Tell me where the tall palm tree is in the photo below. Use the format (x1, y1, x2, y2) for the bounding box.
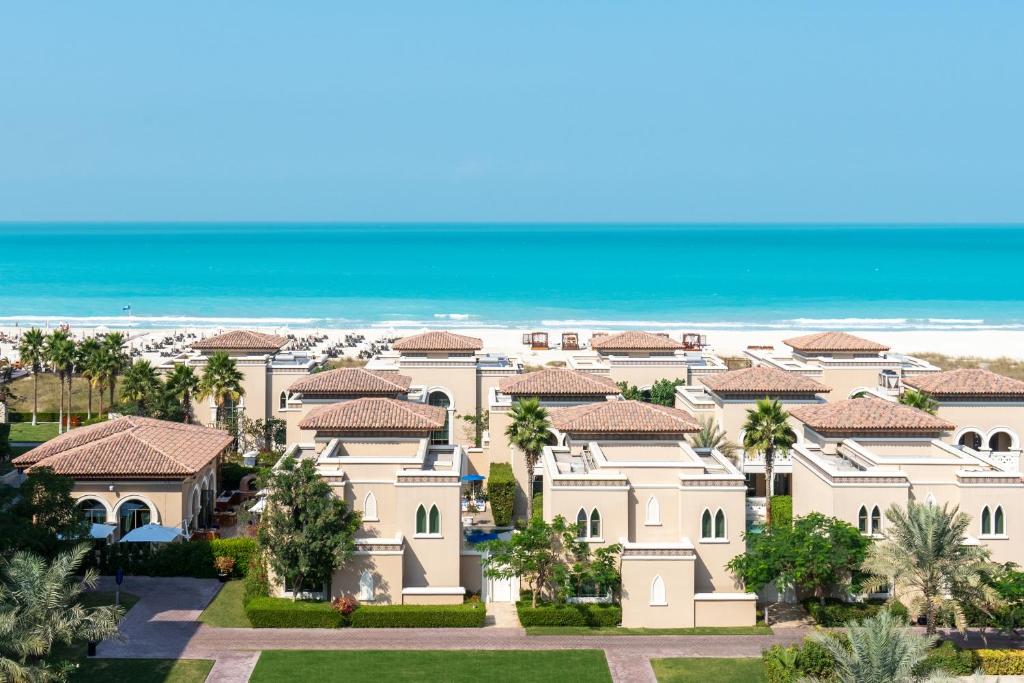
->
(0, 544, 122, 681)
(741, 398, 796, 526)
(689, 417, 740, 462)
(808, 610, 940, 683)
(76, 338, 102, 420)
(862, 501, 1000, 635)
(165, 364, 200, 423)
(899, 388, 939, 415)
(44, 331, 75, 434)
(120, 360, 160, 415)
(504, 397, 552, 522)
(197, 352, 245, 427)
(17, 328, 45, 426)
(101, 332, 129, 408)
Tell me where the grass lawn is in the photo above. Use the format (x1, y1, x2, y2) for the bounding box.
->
(79, 590, 140, 612)
(250, 650, 612, 683)
(652, 657, 765, 683)
(9, 421, 60, 442)
(10, 372, 122, 415)
(525, 625, 772, 636)
(199, 580, 251, 627)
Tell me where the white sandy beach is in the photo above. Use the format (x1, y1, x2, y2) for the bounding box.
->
(2, 324, 1023, 365)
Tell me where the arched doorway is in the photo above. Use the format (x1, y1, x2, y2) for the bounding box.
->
(427, 390, 451, 445)
(958, 430, 983, 450)
(989, 430, 1014, 452)
(117, 499, 152, 535)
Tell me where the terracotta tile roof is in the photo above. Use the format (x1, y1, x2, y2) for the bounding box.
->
(298, 397, 446, 432)
(550, 400, 699, 434)
(700, 366, 831, 395)
(289, 369, 412, 396)
(192, 330, 289, 352)
(590, 331, 684, 352)
(789, 397, 954, 434)
(783, 331, 889, 353)
(392, 331, 483, 352)
(902, 368, 1024, 399)
(500, 369, 620, 397)
(12, 417, 231, 479)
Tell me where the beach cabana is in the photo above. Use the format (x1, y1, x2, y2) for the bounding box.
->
(561, 332, 580, 351)
(529, 332, 549, 350)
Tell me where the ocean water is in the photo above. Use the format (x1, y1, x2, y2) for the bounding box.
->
(1, 223, 1022, 331)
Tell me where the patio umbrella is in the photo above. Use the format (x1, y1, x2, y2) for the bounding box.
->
(119, 524, 182, 544)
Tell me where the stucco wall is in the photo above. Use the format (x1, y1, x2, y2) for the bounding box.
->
(621, 556, 695, 628)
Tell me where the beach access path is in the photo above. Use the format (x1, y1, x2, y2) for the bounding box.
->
(94, 576, 810, 683)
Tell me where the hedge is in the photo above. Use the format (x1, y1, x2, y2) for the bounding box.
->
(802, 598, 908, 627)
(516, 602, 621, 628)
(0, 423, 9, 459)
(915, 641, 979, 677)
(245, 597, 346, 628)
(977, 649, 1024, 675)
(8, 412, 90, 423)
(88, 537, 257, 578)
(350, 603, 486, 628)
(769, 495, 792, 528)
(488, 462, 515, 527)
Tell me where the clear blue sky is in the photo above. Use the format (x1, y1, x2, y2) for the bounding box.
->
(2, 2, 1022, 222)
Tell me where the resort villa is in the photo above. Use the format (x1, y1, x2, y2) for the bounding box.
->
(11, 416, 232, 540)
(540, 400, 754, 627)
(567, 330, 728, 389)
(789, 397, 1024, 565)
(744, 331, 939, 401)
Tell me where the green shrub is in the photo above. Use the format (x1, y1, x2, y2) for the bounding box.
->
(8, 411, 90, 423)
(794, 639, 835, 679)
(0, 423, 9, 459)
(915, 641, 979, 677)
(210, 538, 257, 578)
(221, 462, 258, 491)
(245, 597, 345, 628)
(770, 495, 792, 528)
(350, 603, 486, 628)
(488, 463, 515, 527)
(243, 561, 270, 605)
(762, 639, 838, 683)
(531, 493, 543, 521)
(762, 645, 799, 683)
(515, 602, 621, 627)
(803, 598, 906, 627)
(87, 537, 257, 579)
(978, 649, 1024, 674)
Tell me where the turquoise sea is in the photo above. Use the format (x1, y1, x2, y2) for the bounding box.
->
(1, 224, 1022, 331)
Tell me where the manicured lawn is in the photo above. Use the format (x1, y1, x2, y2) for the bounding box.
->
(250, 650, 613, 682)
(526, 625, 772, 636)
(9, 421, 59, 442)
(70, 655, 214, 683)
(199, 580, 251, 627)
(652, 657, 765, 683)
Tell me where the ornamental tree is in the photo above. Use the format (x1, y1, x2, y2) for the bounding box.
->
(258, 455, 361, 599)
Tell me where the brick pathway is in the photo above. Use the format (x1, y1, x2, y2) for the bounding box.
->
(93, 577, 809, 683)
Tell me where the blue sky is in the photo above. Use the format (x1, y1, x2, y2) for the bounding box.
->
(2, 2, 1022, 222)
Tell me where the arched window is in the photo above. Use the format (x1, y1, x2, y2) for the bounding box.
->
(427, 391, 451, 445)
(117, 500, 151, 536)
(958, 430, 983, 450)
(645, 496, 661, 525)
(714, 509, 726, 539)
(576, 508, 588, 538)
(995, 506, 1006, 535)
(870, 506, 882, 534)
(78, 499, 107, 524)
(989, 431, 1014, 453)
(279, 391, 289, 410)
(428, 505, 441, 534)
(358, 570, 375, 601)
(415, 505, 427, 534)
(858, 506, 868, 533)
(363, 491, 378, 521)
(589, 509, 602, 539)
(650, 575, 667, 606)
(981, 506, 992, 536)
(701, 509, 713, 539)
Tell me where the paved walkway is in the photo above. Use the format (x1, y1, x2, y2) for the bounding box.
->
(94, 577, 809, 683)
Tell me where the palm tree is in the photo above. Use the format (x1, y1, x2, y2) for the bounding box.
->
(198, 352, 245, 427)
(808, 610, 940, 683)
(741, 398, 796, 526)
(899, 388, 939, 415)
(0, 543, 122, 681)
(689, 417, 740, 462)
(76, 338, 102, 420)
(17, 328, 45, 426)
(44, 331, 75, 434)
(862, 501, 1000, 635)
(120, 360, 160, 415)
(101, 332, 129, 408)
(165, 364, 200, 423)
(504, 397, 552, 522)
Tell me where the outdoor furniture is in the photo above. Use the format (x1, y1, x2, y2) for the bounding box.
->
(462, 516, 475, 527)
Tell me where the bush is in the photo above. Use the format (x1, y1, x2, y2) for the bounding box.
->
(803, 598, 906, 627)
(916, 641, 979, 677)
(245, 597, 346, 628)
(770, 495, 792, 528)
(515, 601, 621, 627)
(243, 561, 270, 605)
(350, 603, 486, 628)
(531, 493, 543, 521)
(8, 411, 90, 423)
(221, 462, 258, 491)
(87, 537, 257, 579)
(977, 649, 1024, 675)
(0, 423, 9, 459)
(210, 537, 257, 578)
(763, 639, 838, 683)
(488, 463, 515, 527)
